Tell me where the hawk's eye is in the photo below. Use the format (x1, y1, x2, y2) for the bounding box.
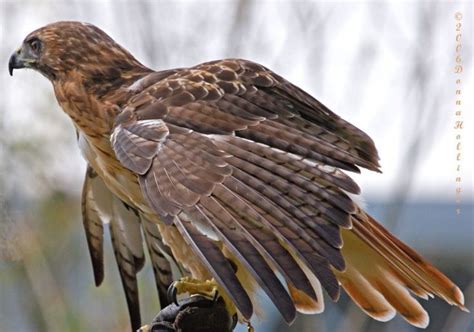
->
(28, 38, 42, 53)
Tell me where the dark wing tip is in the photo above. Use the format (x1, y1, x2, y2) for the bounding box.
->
(109, 222, 142, 331)
(92, 258, 105, 287)
(81, 167, 105, 288)
(125, 292, 142, 331)
(282, 305, 297, 325)
(238, 298, 254, 320)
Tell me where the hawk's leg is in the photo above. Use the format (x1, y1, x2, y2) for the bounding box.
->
(168, 277, 220, 305)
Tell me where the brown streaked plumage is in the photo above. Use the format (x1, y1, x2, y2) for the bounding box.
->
(9, 21, 468, 331)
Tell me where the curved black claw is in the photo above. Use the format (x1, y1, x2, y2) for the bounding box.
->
(211, 289, 219, 303)
(167, 282, 179, 306)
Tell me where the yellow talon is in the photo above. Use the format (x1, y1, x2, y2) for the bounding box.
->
(137, 324, 150, 332)
(173, 277, 219, 298)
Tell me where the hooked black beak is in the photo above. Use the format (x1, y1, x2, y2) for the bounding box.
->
(8, 48, 26, 76)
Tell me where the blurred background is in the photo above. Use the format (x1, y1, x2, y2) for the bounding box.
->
(0, 1, 473, 331)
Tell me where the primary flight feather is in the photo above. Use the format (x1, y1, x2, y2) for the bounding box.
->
(9, 21, 467, 331)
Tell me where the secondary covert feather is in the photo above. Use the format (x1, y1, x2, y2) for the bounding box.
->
(9, 21, 468, 331)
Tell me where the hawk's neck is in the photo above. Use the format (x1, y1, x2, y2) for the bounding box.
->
(83, 65, 153, 101)
(52, 69, 151, 137)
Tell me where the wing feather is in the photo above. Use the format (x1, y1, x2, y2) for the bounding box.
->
(336, 209, 467, 328)
(212, 184, 317, 301)
(81, 166, 105, 286)
(237, 124, 361, 172)
(108, 198, 146, 331)
(220, 176, 340, 300)
(81, 166, 147, 331)
(141, 217, 175, 308)
(174, 214, 253, 319)
(199, 195, 297, 323)
(109, 215, 141, 331)
(214, 134, 360, 194)
(107, 58, 465, 327)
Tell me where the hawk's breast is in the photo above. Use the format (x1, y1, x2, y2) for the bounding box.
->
(78, 131, 154, 217)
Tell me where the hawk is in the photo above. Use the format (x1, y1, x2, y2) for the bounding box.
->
(9, 21, 467, 331)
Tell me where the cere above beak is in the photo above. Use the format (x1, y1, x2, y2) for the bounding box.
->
(9, 49, 26, 76)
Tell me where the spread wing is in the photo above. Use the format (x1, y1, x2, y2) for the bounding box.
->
(110, 58, 374, 322)
(82, 165, 144, 329)
(81, 165, 174, 330)
(110, 59, 465, 325)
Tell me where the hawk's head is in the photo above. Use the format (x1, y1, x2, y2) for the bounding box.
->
(9, 21, 148, 84)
